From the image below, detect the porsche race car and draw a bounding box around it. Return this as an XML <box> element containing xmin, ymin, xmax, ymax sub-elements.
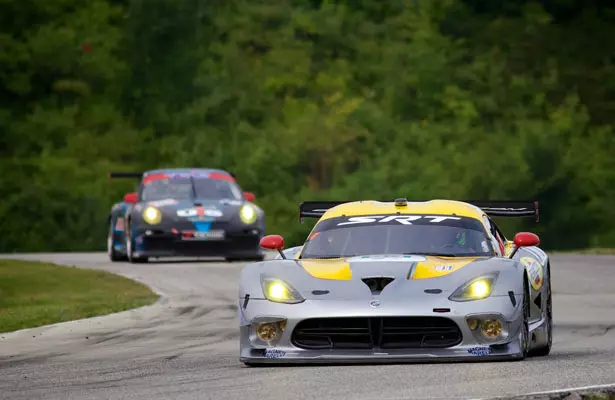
<box><xmin>238</xmin><ymin>198</ymin><xmax>551</xmax><ymax>364</ymax></box>
<box><xmin>107</xmin><ymin>168</ymin><xmax>266</xmax><ymax>263</ymax></box>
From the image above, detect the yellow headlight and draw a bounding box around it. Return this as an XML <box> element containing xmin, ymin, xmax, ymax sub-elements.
<box><xmin>239</xmin><ymin>204</ymin><xmax>257</xmax><ymax>224</ymax></box>
<box><xmin>481</xmin><ymin>319</ymin><xmax>503</xmax><ymax>338</ymax></box>
<box><xmin>256</xmin><ymin>323</ymin><xmax>278</xmax><ymax>341</ymax></box>
<box><xmin>142</xmin><ymin>206</ymin><xmax>162</xmax><ymax>224</ymax></box>
<box><xmin>469</xmin><ymin>280</ymin><xmax>490</xmax><ymax>298</ymax></box>
<box><xmin>268</xmin><ymin>283</ymin><xmax>288</xmax><ymax>299</ymax></box>
<box><xmin>449</xmin><ymin>274</ymin><xmax>497</xmax><ymax>302</ymax></box>
<box><xmin>261</xmin><ymin>278</ymin><xmax>304</xmax><ymax>304</ymax></box>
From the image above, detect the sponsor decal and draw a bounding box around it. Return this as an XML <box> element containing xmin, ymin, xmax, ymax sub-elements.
<box><xmin>114</xmin><ymin>217</ymin><xmax>125</xmax><ymax>231</ymax></box>
<box><xmin>148</xmin><ymin>199</ymin><xmax>179</xmax><ymax>207</ymax></box>
<box><xmin>346</xmin><ymin>255</ymin><xmax>427</xmax><ymax>263</ymax></box>
<box><xmin>219</xmin><ymin>199</ymin><xmax>242</xmax><ymax>206</ymax></box>
<box><xmin>411</xmin><ymin>256</ymin><xmax>479</xmax><ymax>279</ymax></box>
<box><xmin>467</xmin><ymin>346</ymin><xmax>492</xmax><ymax>356</ymax></box>
<box><xmin>520</xmin><ymin>256</ymin><xmax>544</xmax><ymax>291</ymax></box>
<box><xmin>264</xmin><ymin>349</ymin><xmax>286</xmax><ymax>359</ymax></box>
<box><xmin>524</xmin><ymin>246</ymin><xmax>548</xmax><ymax>265</ymax></box>
<box><xmin>337</xmin><ymin>215</ymin><xmax>462</xmax><ymax>226</ymax></box>
<box><xmin>194</xmin><ymin>230</ymin><xmax>225</xmax><ymax>240</ymax></box>
<box><xmin>177</xmin><ymin>208</ymin><xmax>223</xmax><ymax>218</ymax></box>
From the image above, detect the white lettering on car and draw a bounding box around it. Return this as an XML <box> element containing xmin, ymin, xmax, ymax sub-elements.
<box><xmin>423</xmin><ymin>216</ymin><xmax>462</xmax><ymax>223</ymax></box>
<box><xmin>336</xmin><ymin>215</ymin><xmax>462</xmax><ymax>226</ymax></box>
<box><xmin>378</xmin><ymin>215</ymin><xmax>423</xmax><ymax>225</ymax></box>
<box><xmin>177</xmin><ymin>208</ymin><xmax>223</xmax><ymax>218</ymax></box>
<box><xmin>337</xmin><ymin>216</ymin><xmax>384</xmax><ymax>226</ymax></box>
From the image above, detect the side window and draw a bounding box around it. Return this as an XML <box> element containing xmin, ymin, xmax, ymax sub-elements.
<box><xmin>485</xmin><ymin>216</ymin><xmax>505</xmax><ymax>256</ymax></box>
<box><xmin>489</xmin><ymin>218</ymin><xmax>506</xmax><ymax>256</ymax></box>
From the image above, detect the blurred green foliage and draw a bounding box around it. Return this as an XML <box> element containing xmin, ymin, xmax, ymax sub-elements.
<box><xmin>1</xmin><ymin>0</ymin><xmax>614</xmax><ymax>252</ymax></box>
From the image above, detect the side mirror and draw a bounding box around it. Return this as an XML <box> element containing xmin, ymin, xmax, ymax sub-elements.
<box><xmin>513</xmin><ymin>232</ymin><xmax>540</xmax><ymax>247</ymax></box>
<box><xmin>509</xmin><ymin>232</ymin><xmax>540</xmax><ymax>258</ymax></box>
<box><xmin>123</xmin><ymin>192</ymin><xmax>138</xmax><ymax>204</ymax></box>
<box><xmin>260</xmin><ymin>234</ymin><xmax>285</xmax><ymax>259</ymax></box>
<box><xmin>243</xmin><ymin>192</ymin><xmax>256</xmax><ymax>202</ymax></box>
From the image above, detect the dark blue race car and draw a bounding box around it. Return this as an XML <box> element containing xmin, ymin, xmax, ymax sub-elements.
<box><xmin>107</xmin><ymin>168</ymin><xmax>266</xmax><ymax>263</ymax></box>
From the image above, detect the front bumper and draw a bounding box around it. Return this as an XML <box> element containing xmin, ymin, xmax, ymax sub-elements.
<box><xmin>130</xmin><ymin>226</ymin><xmax>264</xmax><ymax>258</ymax></box>
<box><xmin>238</xmin><ymin>295</ymin><xmax>526</xmax><ymax>364</ymax></box>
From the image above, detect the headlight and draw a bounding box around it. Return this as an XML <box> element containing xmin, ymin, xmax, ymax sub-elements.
<box><xmin>449</xmin><ymin>273</ymin><xmax>498</xmax><ymax>302</ymax></box>
<box><xmin>142</xmin><ymin>206</ymin><xmax>162</xmax><ymax>224</ymax></box>
<box><xmin>239</xmin><ymin>204</ymin><xmax>257</xmax><ymax>224</ymax></box>
<box><xmin>260</xmin><ymin>276</ymin><xmax>304</xmax><ymax>304</ymax></box>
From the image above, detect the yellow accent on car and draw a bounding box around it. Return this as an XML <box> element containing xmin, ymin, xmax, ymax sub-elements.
<box><xmin>318</xmin><ymin>200</ymin><xmax>485</xmax><ymax>222</ymax></box>
<box><xmin>296</xmin><ymin>199</ymin><xmax>490</xmax><ymax>260</ymax></box>
<box><xmin>410</xmin><ymin>256</ymin><xmax>482</xmax><ymax>279</ymax></box>
<box><xmin>299</xmin><ymin>259</ymin><xmax>352</xmax><ymax>280</ymax></box>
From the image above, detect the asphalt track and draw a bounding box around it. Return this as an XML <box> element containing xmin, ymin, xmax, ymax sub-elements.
<box><xmin>1</xmin><ymin>253</ymin><xmax>615</xmax><ymax>400</ymax></box>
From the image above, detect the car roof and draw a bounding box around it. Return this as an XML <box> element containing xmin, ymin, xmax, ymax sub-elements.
<box><xmin>319</xmin><ymin>199</ymin><xmax>487</xmax><ymax>222</ymax></box>
<box><xmin>143</xmin><ymin>168</ymin><xmax>232</xmax><ymax>176</ymax></box>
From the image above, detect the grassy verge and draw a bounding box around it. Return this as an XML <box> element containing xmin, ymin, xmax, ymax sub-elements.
<box><xmin>0</xmin><ymin>259</ymin><xmax>159</xmax><ymax>334</ymax></box>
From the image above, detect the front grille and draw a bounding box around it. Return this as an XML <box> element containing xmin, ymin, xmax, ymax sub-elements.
<box><xmin>291</xmin><ymin>317</ymin><xmax>462</xmax><ymax>350</ymax></box>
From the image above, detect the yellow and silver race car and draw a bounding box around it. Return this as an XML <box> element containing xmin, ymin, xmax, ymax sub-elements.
<box><xmin>238</xmin><ymin>198</ymin><xmax>551</xmax><ymax>365</ymax></box>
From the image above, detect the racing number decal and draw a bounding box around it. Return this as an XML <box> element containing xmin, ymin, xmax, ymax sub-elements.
<box><xmin>520</xmin><ymin>256</ymin><xmax>544</xmax><ymax>291</ymax></box>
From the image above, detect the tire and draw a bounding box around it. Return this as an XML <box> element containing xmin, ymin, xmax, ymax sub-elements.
<box><xmin>125</xmin><ymin>220</ymin><xmax>148</xmax><ymax>264</ymax></box>
<box><xmin>517</xmin><ymin>276</ymin><xmax>531</xmax><ymax>360</ymax></box>
<box><xmin>529</xmin><ymin>263</ymin><xmax>552</xmax><ymax>357</ymax></box>
<box><xmin>108</xmin><ymin>219</ymin><xmax>127</xmax><ymax>262</ymax></box>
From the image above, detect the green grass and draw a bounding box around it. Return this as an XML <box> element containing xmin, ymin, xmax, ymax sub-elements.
<box><xmin>0</xmin><ymin>259</ymin><xmax>159</xmax><ymax>334</ymax></box>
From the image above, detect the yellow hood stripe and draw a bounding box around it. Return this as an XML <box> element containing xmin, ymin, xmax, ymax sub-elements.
<box><xmin>410</xmin><ymin>257</ymin><xmax>481</xmax><ymax>280</ymax></box>
<box><xmin>299</xmin><ymin>256</ymin><xmax>483</xmax><ymax>280</ymax></box>
<box><xmin>299</xmin><ymin>259</ymin><xmax>352</xmax><ymax>280</ymax></box>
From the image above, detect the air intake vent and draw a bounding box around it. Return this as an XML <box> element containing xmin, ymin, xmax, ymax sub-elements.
<box><xmin>362</xmin><ymin>277</ymin><xmax>394</xmax><ymax>294</ymax></box>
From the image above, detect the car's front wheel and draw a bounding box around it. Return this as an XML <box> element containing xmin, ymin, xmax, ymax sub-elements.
<box><xmin>125</xmin><ymin>221</ymin><xmax>148</xmax><ymax>264</ymax></box>
<box><xmin>516</xmin><ymin>277</ymin><xmax>531</xmax><ymax>360</ymax></box>
<box><xmin>529</xmin><ymin>262</ymin><xmax>552</xmax><ymax>357</ymax></box>
<box><xmin>108</xmin><ymin>219</ymin><xmax>127</xmax><ymax>262</ymax></box>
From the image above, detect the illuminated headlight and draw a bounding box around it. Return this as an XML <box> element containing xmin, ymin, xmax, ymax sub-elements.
<box><xmin>466</xmin><ymin>315</ymin><xmax>509</xmax><ymax>342</ymax></box>
<box><xmin>260</xmin><ymin>276</ymin><xmax>304</xmax><ymax>304</ymax></box>
<box><xmin>142</xmin><ymin>206</ymin><xmax>162</xmax><ymax>225</ymax></box>
<box><xmin>481</xmin><ymin>319</ymin><xmax>503</xmax><ymax>338</ymax></box>
<box><xmin>239</xmin><ymin>204</ymin><xmax>257</xmax><ymax>224</ymax></box>
<box><xmin>449</xmin><ymin>273</ymin><xmax>498</xmax><ymax>302</ymax></box>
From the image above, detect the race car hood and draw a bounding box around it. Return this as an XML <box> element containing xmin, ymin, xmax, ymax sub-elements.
<box><xmin>240</xmin><ymin>254</ymin><xmax>524</xmax><ymax>301</ymax></box>
<box><xmin>135</xmin><ymin>197</ymin><xmax>258</xmax><ymax>224</ymax></box>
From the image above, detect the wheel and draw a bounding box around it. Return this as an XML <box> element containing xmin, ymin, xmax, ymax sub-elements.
<box><xmin>108</xmin><ymin>219</ymin><xmax>127</xmax><ymax>262</ymax></box>
<box><xmin>125</xmin><ymin>221</ymin><xmax>148</xmax><ymax>264</ymax></box>
<box><xmin>529</xmin><ymin>263</ymin><xmax>552</xmax><ymax>357</ymax></box>
<box><xmin>517</xmin><ymin>276</ymin><xmax>531</xmax><ymax>360</ymax></box>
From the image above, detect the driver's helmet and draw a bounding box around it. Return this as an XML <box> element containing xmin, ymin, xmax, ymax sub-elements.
<box><xmin>432</xmin><ymin>227</ymin><xmax>468</xmax><ymax>248</ymax></box>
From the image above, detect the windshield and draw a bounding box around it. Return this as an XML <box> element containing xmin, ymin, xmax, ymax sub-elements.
<box><xmin>140</xmin><ymin>176</ymin><xmax>243</xmax><ymax>201</ymax></box>
<box><xmin>300</xmin><ymin>214</ymin><xmax>494</xmax><ymax>259</ymax></box>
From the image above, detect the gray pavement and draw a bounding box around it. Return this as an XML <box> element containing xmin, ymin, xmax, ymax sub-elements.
<box><xmin>1</xmin><ymin>252</ymin><xmax>614</xmax><ymax>400</ymax></box>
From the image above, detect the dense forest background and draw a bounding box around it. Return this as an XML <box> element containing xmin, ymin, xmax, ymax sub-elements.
<box><xmin>1</xmin><ymin>0</ymin><xmax>614</xmax><ymax>252</ymax></box>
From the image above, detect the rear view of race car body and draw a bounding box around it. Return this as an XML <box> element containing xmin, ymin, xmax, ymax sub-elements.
<box><xmin>107</xmin><ymin>168</ymin><xmax>266</xmax><ymax>263</ymax></box>
<box><xmin>238</xmin><ymin>198</ymin><xmax>552</xmax><ymax>365</ymax></box>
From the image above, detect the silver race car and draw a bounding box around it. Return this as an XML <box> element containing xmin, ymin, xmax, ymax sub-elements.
<box><xmin>238</xmin><ymin>198</ymin><xmax>552</xmax><ymax>365</ymax></box>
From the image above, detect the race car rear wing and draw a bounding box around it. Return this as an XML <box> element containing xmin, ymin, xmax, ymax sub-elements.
<box><xmin>108</xmin><ymin>172</ymin><xmax>143</xmax><ymax>179</ymax></box>
<box><xmin>108</xmin><ymin>171</ymin><xmax>238</xmax><ymax>179</ymax></box>
<box><xmin>299</xmin><ymin>200</ymin><xmax>539</xmax><ymax>222</ymax></box>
